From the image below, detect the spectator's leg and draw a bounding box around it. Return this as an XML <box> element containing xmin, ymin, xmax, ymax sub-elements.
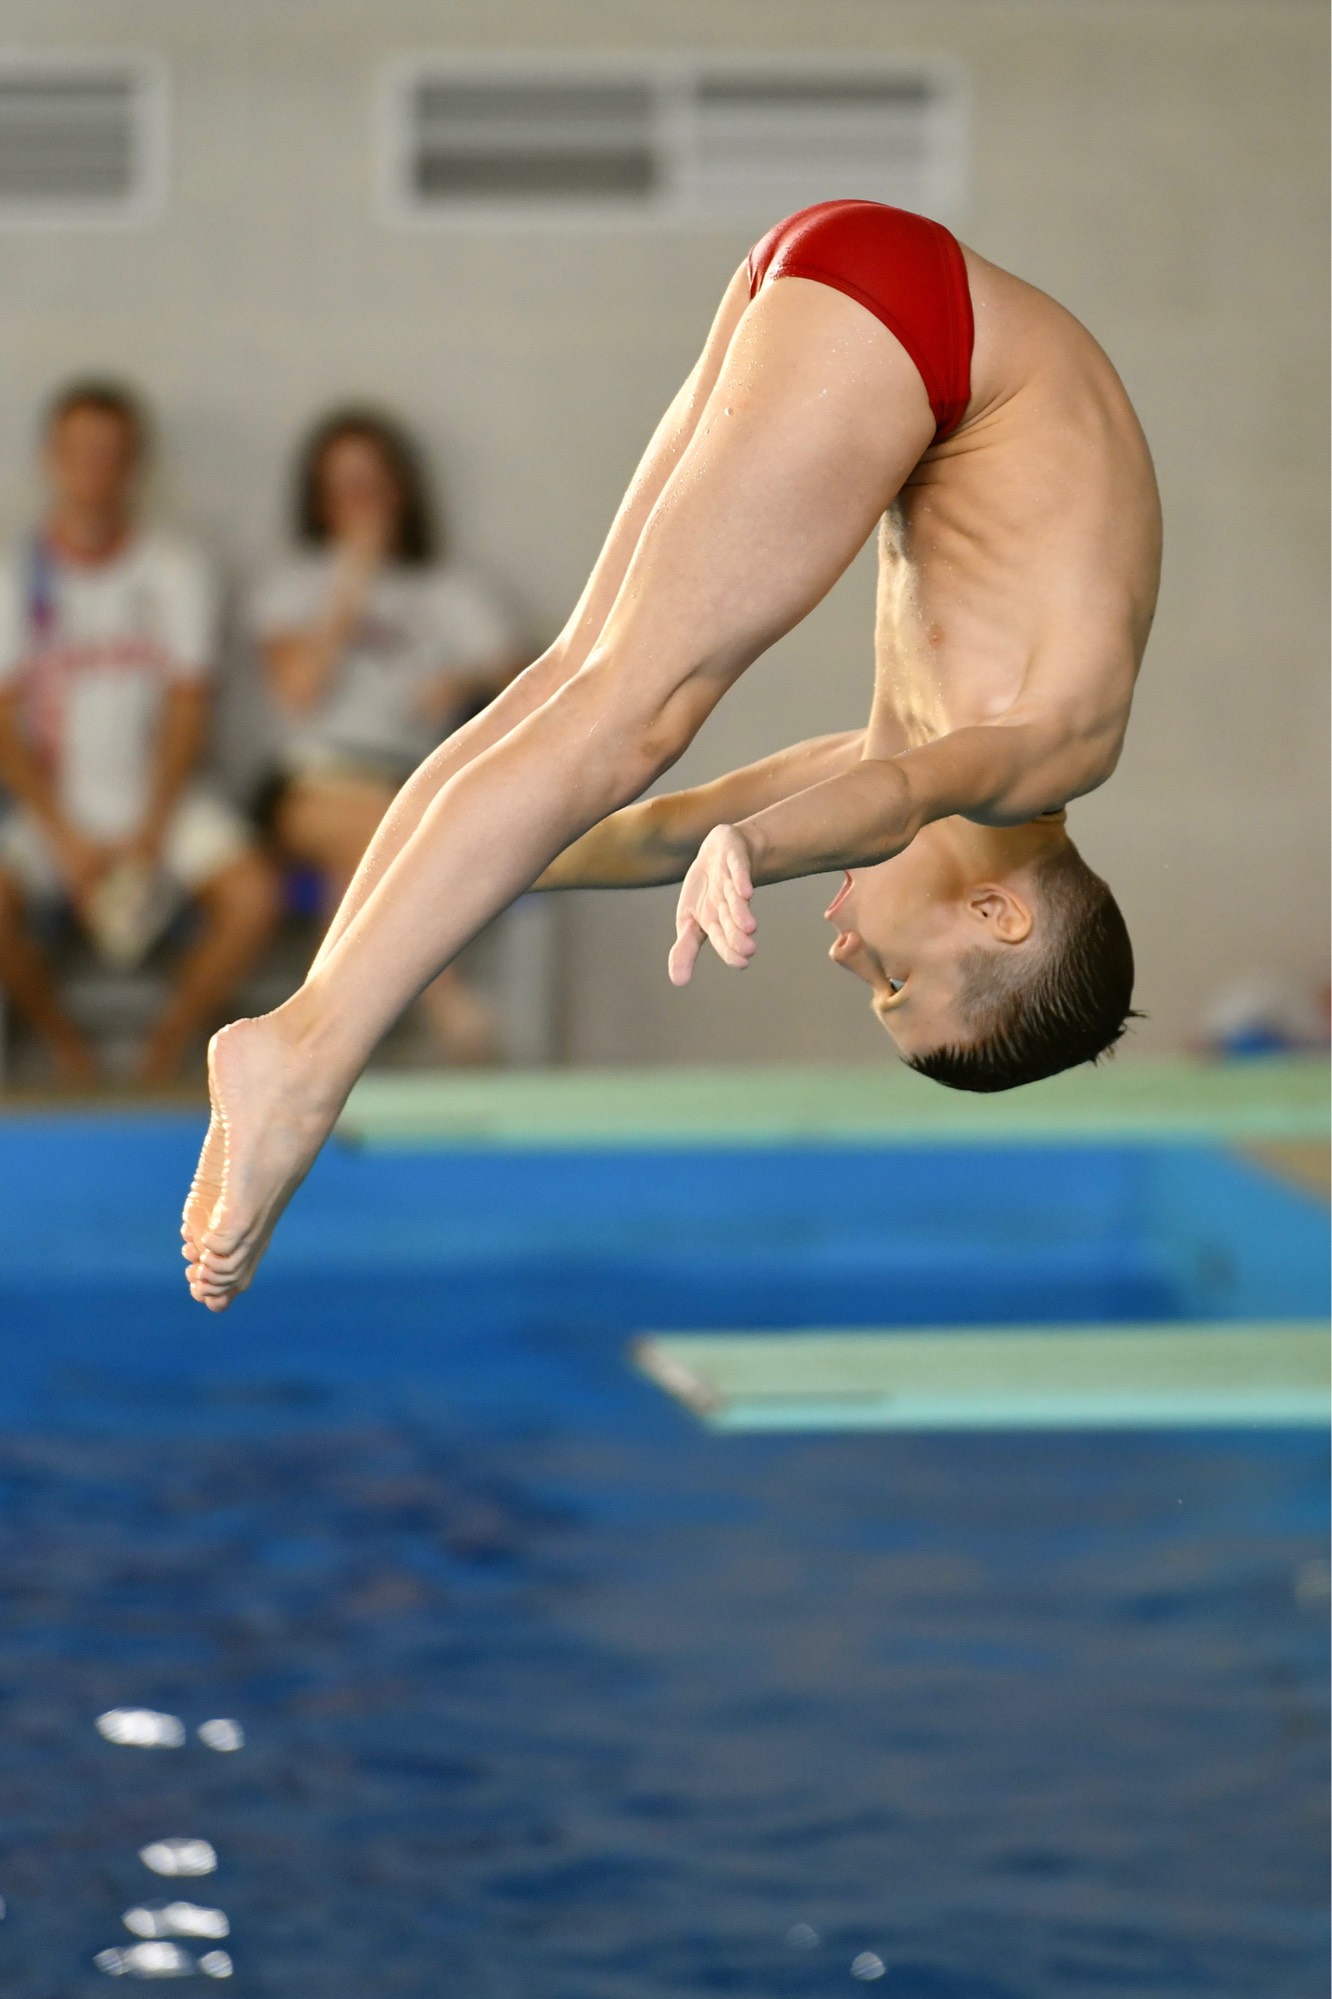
<box><xmin>137</xmin><ymin>850</ymin><xmax>280</xmax><ymax>1085</ymax></box>
<box><xmin>273</xmin><ymin>774</ymin><xmax>397</xmax><ymax>911</ymax></box>
<box><xmin>277</xmin><ymin>775</ymin><xmax>497</xmax><ymax>1064</ymax></box>
<box><xmin>0</xmin><ymin>869</ymin><xmax>98</xmax><ymax>1083</ymax></box>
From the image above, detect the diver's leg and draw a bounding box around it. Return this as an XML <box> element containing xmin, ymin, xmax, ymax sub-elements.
<box><xmin>185</xmin><ymin>272</ymin><xmax>754</xmax><ymax>1269</ymax></box>
<box><xmin>190</xmin><ymin>276</ymin><xmax>934</xmax><ymax>1307</ymax></box>
<box><xmin>308</xmin><ymin>264</ymin><xmax>755</xmax><ymax>977</ymax></box>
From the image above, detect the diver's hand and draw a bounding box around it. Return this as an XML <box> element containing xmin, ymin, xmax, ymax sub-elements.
<box><xmin>668</xmin><ymin>825</ymin><xmax>757</xmax><ymax>985</ymax></box>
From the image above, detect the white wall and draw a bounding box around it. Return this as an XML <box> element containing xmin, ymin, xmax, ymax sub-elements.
<box><xmin>1</xmin><ymin>0</ymin><xmax>1326</xmax><ymax>1064</ymax></box>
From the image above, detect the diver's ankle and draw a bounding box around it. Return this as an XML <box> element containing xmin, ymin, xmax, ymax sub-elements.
<box><xmin>257</xmin><ymin>990</ymin><xmax>363</xmax><ymax>1119</ymax></box>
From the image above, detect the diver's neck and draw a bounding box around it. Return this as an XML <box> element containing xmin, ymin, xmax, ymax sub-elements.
<box><xmin>939</xmin><ymin>812</ymin><xmax>1069</xmax><ymax>879</ymax></box>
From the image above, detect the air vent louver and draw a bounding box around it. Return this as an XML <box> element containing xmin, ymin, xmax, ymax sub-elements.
<box><xmin>0</xmin><ymin>56</ymin><xmax>165</xmax><ymax>224</ymax></box>
<box><xmin>381</xmin><ymin>57</ymin><xmax>965</xmax><ymax>225</ymax></box>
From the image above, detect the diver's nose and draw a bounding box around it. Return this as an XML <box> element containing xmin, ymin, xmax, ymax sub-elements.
<box><xmin>827</xmin><ymin>927</ymin><xmax>868</xmax><ymax>974</ymax></box>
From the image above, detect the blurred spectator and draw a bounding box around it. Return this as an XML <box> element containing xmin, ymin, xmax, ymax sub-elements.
<box><xmin>1196</xmin><ymin>972</ymin><xmax>1330</xmax><ymax>1060</ymax></box>
<box><xmin>0</xmin><ymin>381</ymin><xmax>278</xmax><ymax>1085</ymax></box>
<box><xmin>251</xmin><ymin>407</ymin><xmax>524</xmax><ymax>1062</ymax></box>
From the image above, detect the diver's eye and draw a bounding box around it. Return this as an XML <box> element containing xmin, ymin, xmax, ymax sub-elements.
<box><xmin>886</xmin><ymin>978</ymin><xmax>905</xmax><ymax>994</ymax></box>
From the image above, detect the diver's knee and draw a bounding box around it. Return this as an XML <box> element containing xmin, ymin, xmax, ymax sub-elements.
<box><xmin>573</xmin><ymin>654</ymin><xmax>713</xmax><ymax>800</ymax></box>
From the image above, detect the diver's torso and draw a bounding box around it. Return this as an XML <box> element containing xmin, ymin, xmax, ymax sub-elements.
<box><xmin>864</xmin><ymin>248</ymin><xmax>1162</xmax><ymax>767</ymax></box>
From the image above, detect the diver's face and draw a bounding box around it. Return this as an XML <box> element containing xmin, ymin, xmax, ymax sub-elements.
<box><xmin>824</xmin><ymin>822</ymin><xmax>1040</xmax><ymax>1060</ymax></box>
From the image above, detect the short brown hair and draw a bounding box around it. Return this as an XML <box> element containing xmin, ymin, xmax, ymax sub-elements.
<box><xmin>908</xmin><ymin>842</ymin><xmax>1140</xmax><ymax>1092</ymax></box>
<box><xmin>294</xmin><ymin>406</ymin><xmax>438</xmax><ymax>566</ymax></box>
<box><xmin>44</xmin><ymin>377</ymin><xmax>149</xmax><ymax>458</ymax></box>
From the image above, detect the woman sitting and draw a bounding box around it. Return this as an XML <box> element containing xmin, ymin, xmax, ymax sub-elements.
<box><xmin>252</xmin><ymin>407</ymin><xmax>524</xmax><ymax>1061</ymax></box>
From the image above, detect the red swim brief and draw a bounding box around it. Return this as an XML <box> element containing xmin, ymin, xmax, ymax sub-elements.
<box><xmin>747</xmin><ymin>200</ymin><xmax>975</xmax><ymax>443</ymax></box>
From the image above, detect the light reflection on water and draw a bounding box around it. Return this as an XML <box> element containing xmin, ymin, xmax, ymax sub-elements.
<box><xmin>94</xmin><ymin>1942</ymin><xmax>233</xmax><ymax>1980</ymax></box>
<box><xmin>137</xmin><ymin>1842</ymin><xmax>217</xmax><ymax>1880</ymax></box>
<box><xmin>96</xmin><ymin>1712</ymin><xmax>186</xmax><ymax>1751</ymax></box>
<box><xmin>122</xmin><ymin>1904</ymin><xmax>230</xmax><ymax>1940</ymax></box>
<box><xmin>196</xmin><ymin>1720</ymin><xmax>244</xmax><ymax>1754</ymax></box>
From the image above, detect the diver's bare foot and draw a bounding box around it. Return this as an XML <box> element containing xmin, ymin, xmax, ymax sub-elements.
<box><xmin>181</xmin><ymin>1109</ymin><xmax>225</xmax><ymax>1285</ymax></box>
<box><xmin>188</xmin><ymin>1011</ymin><xmax>342</xmax><ymax>1312</ymax></box>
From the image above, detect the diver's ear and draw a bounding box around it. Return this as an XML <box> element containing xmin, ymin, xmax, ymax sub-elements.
<box><xmin>967</xmin><ymin>884</ymin><xmax>1034</xmax><ymax>944</ymax></box>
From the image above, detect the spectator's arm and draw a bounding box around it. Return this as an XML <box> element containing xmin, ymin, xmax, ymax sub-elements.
<box><xmin>124</xmin><ymin>542</ymin><xmax>219</xmax><ymax>864</ymax></box>
<box><xmin>412</xmin><ymin>573</ymin><xmax>532</xmax><ymax>731</ymax></box>
<box><xmin>0</xmin><ymin>689</ymin><xmax>64</xmax><ymax>839</ymax></box>
<box><xmin>133</xmin><ymin>682</ymin><xmax>209</xmax><ymax>860</ymax></box>
<box><xmin>262</xmin><ymin>548</ymin><xmax>375</xmax><ymax>716</ymax></box>
<box><xmin>0</xmin><ymin>689</ymin><xmax>105</xmax><ymax>902</ymax></box>
<box><xmin>0</xmin><ymin>566</ymin><xmax>60</xmax><ymax>835</ymax></box>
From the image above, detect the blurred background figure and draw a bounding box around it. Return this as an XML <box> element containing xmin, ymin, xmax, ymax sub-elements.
<box><xmin>251</xmin><ymin>407</ymin><xmax>525</xmax><ymax>1064</ymax></box>
<box><xmin>0</xmin><ymin>381</ymin><xmax>277</xmax><ymax>1085</ymax></box>
<box><xmin>1196</xmin><ymin>970</ymin><xmax>1331</xmax><ymax>1061</ymax></box>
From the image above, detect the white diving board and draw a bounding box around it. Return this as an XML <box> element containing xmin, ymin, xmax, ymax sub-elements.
<box><xmin>633</xmin><ymin>1323</ymin><xmax>1331</xmax><ymax>1431</ymax></box>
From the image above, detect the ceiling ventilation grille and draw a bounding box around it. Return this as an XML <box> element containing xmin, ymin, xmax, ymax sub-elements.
<box><xmin>410</xmin><ymin>78</ymin><xmax>658</xmax><ymax>204</ymax></box>
<box><xmin>380</xmin><ymin>57</ymin><xmax>965</xmax><ymax>226</ymax></box>
<box><xmin>0</xmin><ymin>54</ymin><xmax>166</xmax><ymax>225</ymax></box>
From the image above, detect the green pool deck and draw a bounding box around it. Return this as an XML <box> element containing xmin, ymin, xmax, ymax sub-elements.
<box><xmin>635</xmin><ymin>1324</ymin><xmax>1332</xmax><ymax>1432</ymax></box>
<box><xmin>336</xmin><ymin>1056</ymin><xmax>1328</xmax><ymax>1434</ymax></box>
<box><xmin>339</xmin><ymin>1055</ymin><xmax>1329</xmax><ymax>1152</ymax></box>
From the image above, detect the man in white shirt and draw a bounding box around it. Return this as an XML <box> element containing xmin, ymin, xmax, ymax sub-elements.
<box><xmin>0</xmin><ymin>381</ymin><xmax>278</xmax><ymax>1083</ymax></box>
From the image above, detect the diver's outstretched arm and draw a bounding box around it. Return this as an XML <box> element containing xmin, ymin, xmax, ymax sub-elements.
<box><xmin>668</xmin><ymin>715</ymin><xmax>1122</xmax><ymax>981</ymax></box>
<box><xmin>535</xmin><ymin>730</ymin><xmax>866</xmax><ymax>890</ymax></box>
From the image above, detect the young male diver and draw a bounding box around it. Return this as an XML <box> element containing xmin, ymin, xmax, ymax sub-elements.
<box><xmin>185</xmin><ymin>199</ymin><xmax>1161</xmax><ymax>1309</ymax></box>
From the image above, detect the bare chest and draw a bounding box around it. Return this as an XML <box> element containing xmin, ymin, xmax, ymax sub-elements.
<box><xmin>868</xmin><ymin>505</ymin><xmax>1028</xmax><ymax>754</ymax></box>
<box><xmin>867</xmin><ymin>428</ymin><xmax>1158</xmax><ymax>761</ymax></box>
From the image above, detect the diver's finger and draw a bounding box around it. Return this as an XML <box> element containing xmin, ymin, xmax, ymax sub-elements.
<box><xmin>701</xmin><ymin>899</ymin><xmax>753</xmax><ymax>967</ymax></box>
<box><xmin>720</xmin><ymin>875</ymin><xmax>756</xmax><ymax>932</ymax></box>
<box><xmin>668</xmin><ymin>915</ymin><xmax>704</xmax><ymax>986</ymax></box>
<box><xmin>725</xmin><ymin>844</ymin><xmax>754</xmax><ymax>900</ymax></box>
<box><xmin>713</xmin><ymin>899</ymin><xmax>752</xmax><ymax>957</ymax></box>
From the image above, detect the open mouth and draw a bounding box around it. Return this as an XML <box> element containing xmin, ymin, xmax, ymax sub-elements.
<box><xmin>824</xmin><ymin>871</ymin><xmax>854</xmax><ymax>921</ymax></box>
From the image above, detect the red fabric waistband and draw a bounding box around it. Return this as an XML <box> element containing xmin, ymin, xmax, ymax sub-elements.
<box><xmin>747</xmin><ymin>200</ymin><xmax>974</xmax><ymax>443</ymax></box>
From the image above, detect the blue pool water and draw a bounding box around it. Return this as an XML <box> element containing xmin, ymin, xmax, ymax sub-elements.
<box><xmin>0</xmin><ymin>1116</ymin><xmax>1326</xmax><ymax>1997</ymax></box>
